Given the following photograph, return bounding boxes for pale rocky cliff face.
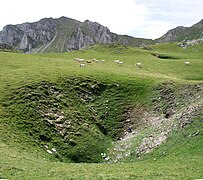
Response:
[65,20,114,50]
[83,20,113,43]
[19,34,33,51]
[66,26,95,50]
[0,25,24,46]
[0,18,56,52]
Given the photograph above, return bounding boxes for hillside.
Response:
[157,19,203,43]
[0,43,203,179]
[0,16,153,53]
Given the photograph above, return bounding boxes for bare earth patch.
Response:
[108,83,203,163]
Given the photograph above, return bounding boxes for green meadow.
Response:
[0,43,203,179]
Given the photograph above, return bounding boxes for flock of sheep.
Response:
[74,58,106,67]
[73,58,191,68]
[73,57,143,68]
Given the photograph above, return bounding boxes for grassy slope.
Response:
[0,43,203,179]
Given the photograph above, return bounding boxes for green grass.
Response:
[0,43,203,179]
[1,140,202,179]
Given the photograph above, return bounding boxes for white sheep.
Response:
[184,61,190,65]
[105,156,110,161]
[46,150,53,154]
[135,63,142,68]
[119,61,123,65]
[101,60,106,63]
[114,60,120,63]
[51,148,57,152]
[73,58,80,61]
[86,60,92,63]
[78,59,85,62]
[80,63,85,67]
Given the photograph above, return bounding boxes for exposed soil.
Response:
[108,82,203,163]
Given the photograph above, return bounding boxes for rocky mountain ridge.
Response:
[0,16,152,53]
[156,19,203,43]
[0,17,202,53]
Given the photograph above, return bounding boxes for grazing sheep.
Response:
[101,60,106,63]
[119,61,123,65]
[135,63,142,68]
[184,61,190,65]
[78,59,85,62]
[47,150,53,154]
[80,63,85,67]
[114,60,120,63]
[86,60,92,63]
[51,148,57,152]
[105,156,110,161]
[74,58,80,61]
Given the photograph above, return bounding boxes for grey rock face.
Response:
[17,18,56,44]
[20,34,33,51]
[66,20,113,50]
[83,20,113,43]
[66,27,94,50]
[0,25,24,46]
[0,18,56,52]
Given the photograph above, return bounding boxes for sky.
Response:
[0,0,203,39]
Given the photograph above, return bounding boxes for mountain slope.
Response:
[157,19,203,43]
[0,16,153,53]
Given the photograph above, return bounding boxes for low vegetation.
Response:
[0,43,202,179]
